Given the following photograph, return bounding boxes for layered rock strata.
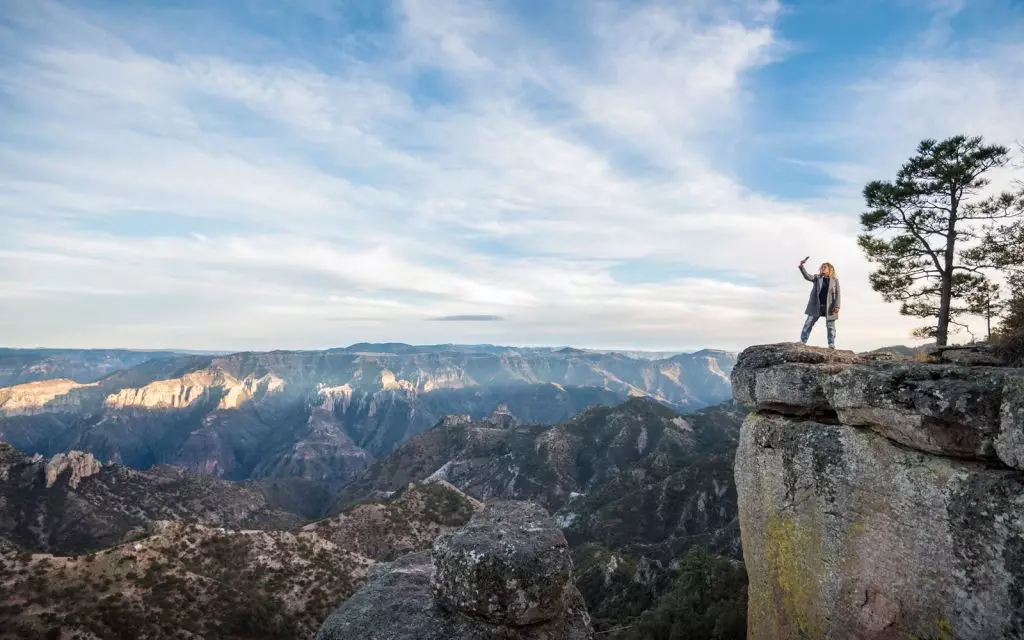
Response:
[732,343,1024,640]
[316,501,593,639]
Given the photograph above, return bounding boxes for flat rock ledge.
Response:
[732,342,1024,465]
[316,501,593,640]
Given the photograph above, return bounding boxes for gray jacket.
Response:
[800,265,840,320]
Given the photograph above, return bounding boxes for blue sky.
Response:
[1,0,1022,352]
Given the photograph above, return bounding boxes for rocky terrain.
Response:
[0,345,735,491]
[317,501,593,640]
[0,355,748,639]
[333,397,748,632]
[0,521,374,639]
[303,480,482,562]
[732,342,1024,640]
[0,441,301,555]
[0,475,485,639]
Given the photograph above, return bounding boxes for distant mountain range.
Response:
[0,344,736,492]
[0,344,726,386]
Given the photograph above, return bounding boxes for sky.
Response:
[1,0,1023,353]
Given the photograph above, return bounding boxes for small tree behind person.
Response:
[798,257,841,349]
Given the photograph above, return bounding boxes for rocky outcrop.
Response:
[485,403,519,428]
[0,378,97,416]
[44,450,102,488]
[0,440,302,554]
[733,342,1024,640]
[316,501,593,639]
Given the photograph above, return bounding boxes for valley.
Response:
[0,344,748,638]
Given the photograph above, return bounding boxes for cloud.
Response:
[430,315,505,322]
[0,0,1020,352]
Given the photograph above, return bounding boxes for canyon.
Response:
[0,345,735,501]
[0,391,747,638]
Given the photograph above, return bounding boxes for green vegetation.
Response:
[573,544,655,628]
[622,546,747,640]
[993,293,1024,365]
[909,618,955,640]
[419,482,476,526]
[979,205,1024,362]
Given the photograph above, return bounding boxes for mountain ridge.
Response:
[0,346,736,490]
[0,440,303,555]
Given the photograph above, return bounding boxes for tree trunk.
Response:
[937,269,952,346]
[987,299,992,340]
[937,194,959,346]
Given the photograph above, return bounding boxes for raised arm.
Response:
[798,263,814,282]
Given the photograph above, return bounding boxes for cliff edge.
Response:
[732,342,1024,640]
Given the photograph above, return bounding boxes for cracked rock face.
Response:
[431,501,573,626]
[732,343,1024,640]
[317,500,593,640]
[733,342,1022,468]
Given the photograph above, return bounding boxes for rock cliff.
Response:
[732,343,1024,640]
[316,501,593,640]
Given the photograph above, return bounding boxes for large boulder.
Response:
[316,501,593,640]
[731,343,864,416]
[432,501,574,626]
[45,450,103,488]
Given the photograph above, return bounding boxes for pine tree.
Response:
[858,135,1019,345]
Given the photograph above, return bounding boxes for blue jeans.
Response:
[801,315,836,347]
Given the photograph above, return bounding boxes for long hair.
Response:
[819,262,836,278]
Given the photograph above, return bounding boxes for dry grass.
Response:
[0,523,373,640]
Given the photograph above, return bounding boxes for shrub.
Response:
[993,294,1024,366]
[624,546,747,640]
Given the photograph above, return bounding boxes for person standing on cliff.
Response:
[798,257,840,349]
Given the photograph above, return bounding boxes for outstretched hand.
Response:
[799,256,809,266]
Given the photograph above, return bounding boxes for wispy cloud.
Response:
[430,315,505,322]
[0,0,1021,351]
